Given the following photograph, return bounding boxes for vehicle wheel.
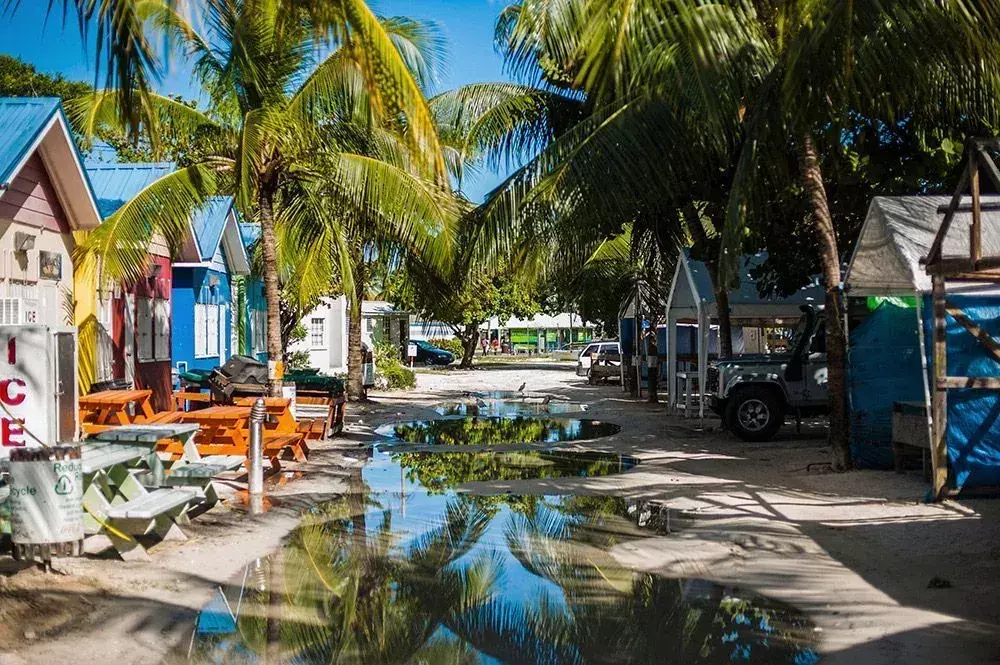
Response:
[424,358,434,367]
[724,387,784,442]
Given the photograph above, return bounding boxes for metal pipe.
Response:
[249,398,266,497]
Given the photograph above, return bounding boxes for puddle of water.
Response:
[435,400,588,417]
[183,448,819,664]
[376,416,621,446]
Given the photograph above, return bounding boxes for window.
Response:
[138,297,171,363]
[310,317,326,348]
[195,303,223,358]
[95,294,114,381]
[252,309,267,355]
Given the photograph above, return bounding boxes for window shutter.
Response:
[155,298,171,361]
[195,303,207,357]
[207,305,220,358]
[220,305,228,361]
[137,298,153,361]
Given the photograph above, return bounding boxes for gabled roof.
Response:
[669,249,823,320]
[846,195,1000,296]
[0,97,101,229]
[185,196,250,275]
[239,222,260,249]
[86,161,176,218]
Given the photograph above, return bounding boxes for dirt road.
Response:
[2,360,997,664]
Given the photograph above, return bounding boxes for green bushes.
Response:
[429,337,464,357]
[373,341,416,391]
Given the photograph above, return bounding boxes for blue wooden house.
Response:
[238,222,268,362]
[172,196,251,374]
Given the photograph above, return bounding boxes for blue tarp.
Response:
[924,295,1000,490]
[849,302,924,469]
[850,297,1000,487]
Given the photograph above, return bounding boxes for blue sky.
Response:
[0,0,512,201]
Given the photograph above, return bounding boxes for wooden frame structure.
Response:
[923,138,1000,498]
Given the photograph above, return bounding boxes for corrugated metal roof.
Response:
[85,161,177,218]
[239,222,260,249]
[191,196,234,261]
[0,97,60,184]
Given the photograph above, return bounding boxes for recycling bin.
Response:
[8,446,84,561]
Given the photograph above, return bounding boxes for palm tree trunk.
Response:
[798,131,851,471]
[258,183,284,398]
[459,322,478,369]
[347,289,365,401]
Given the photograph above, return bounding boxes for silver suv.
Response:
[708,306,828,441]
[576,341,621,377]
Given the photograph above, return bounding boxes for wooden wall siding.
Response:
[0,153,71,233]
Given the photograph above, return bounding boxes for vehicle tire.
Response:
[724,386,784,442]
[424,358,434,367]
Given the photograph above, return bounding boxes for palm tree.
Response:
[71,0,453,398]
[437,0,1000,469]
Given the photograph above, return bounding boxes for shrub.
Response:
[374,358,416,391]
[429,337,464,357]
[373,340,416,391]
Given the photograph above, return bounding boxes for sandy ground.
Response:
[2,359,999,664]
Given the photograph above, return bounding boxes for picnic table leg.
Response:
[108,530,152,562]
[152,504,190,542]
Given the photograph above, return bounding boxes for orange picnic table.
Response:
[174,403,307,467]
[177,405,252,456]
[79,389,156,433]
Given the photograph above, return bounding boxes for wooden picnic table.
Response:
[79,389,156,432]
[79,439,199,561]
[179,405,252,456]
[233,396,297,433]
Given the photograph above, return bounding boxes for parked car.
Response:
[413,339,455,366]
[576,341,621,377]
[708,305,828,441]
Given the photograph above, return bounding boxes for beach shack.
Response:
[85,162,200,411]
[0,98,101,326]
[846,182,1000,496]
[171,197,250,375]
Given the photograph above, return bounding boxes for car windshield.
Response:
[415,340,434,350]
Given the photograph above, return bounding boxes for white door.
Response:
[124,294,136,384]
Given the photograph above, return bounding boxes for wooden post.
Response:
[970,148,982,263]
[931,274,949,498]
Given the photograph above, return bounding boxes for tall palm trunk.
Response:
[346,263,367,401]
[258,181,284,397]
[798,131,851,471]
[684,205,733,358]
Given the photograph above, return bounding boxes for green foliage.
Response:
[0,55,92,103]
[429,337,464,356]
[373,340,416,391]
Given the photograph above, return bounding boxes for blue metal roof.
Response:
[85,162,177,218]
[191,196,234,261]
[239,223,261,249]
[0,97,61,184]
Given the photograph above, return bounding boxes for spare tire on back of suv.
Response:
[724,385,785,442]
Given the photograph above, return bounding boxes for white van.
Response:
[575,341,621,376]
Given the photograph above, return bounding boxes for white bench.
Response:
[106,488,197,520]
[166,455,245,504]
[84,470,200,561]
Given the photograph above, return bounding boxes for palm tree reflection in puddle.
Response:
[185,452,819,664]
[375,417,621,446]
